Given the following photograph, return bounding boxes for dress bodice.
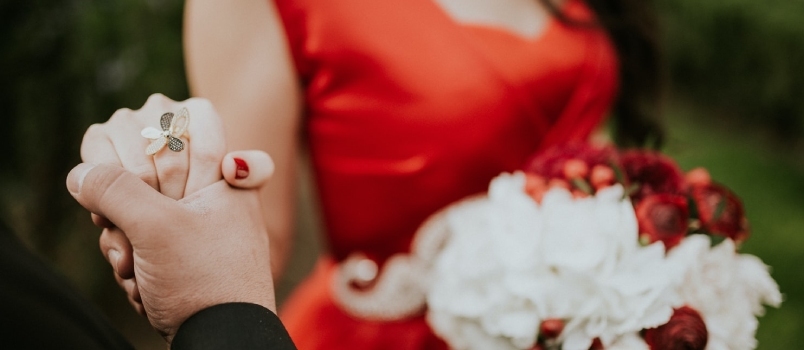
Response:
[274,0,619,348]
[276,0,618,264]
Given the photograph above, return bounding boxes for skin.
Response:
[67,160,276,344]
[184,0,302,278]
[81,96,274,313]
[434,0,554,39]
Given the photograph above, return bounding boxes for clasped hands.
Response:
[66,94,275,341]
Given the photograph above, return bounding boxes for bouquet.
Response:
[332,143,782,350]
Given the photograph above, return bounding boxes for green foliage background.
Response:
[659,0,804,142]
[1,0,802,348]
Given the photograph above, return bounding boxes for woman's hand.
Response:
[81,93,227,200]
[80,93,275,314]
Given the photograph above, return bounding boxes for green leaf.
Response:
[709,234,727,247]
[609,161,627,185]
[570,177,594,195]
[687,195,699,220]
[712,196,727,222]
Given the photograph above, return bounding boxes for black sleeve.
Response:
[0,222,133,350]
[172,303,298,350]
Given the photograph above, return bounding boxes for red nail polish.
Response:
[234,158,250,179]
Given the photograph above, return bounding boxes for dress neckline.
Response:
[421,0,574,44]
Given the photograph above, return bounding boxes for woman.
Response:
[91,0,662,348]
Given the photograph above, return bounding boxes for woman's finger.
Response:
[80,124,123,166]
[91,213,115,228]
[137,95,195,199]
[183,98,227,196]
[115,274,145,316]
[100,227,135,280]
[106,108,161,192]
[150,137,191,200]
[221,150,275,189]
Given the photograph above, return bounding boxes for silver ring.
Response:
[141,107,190,156]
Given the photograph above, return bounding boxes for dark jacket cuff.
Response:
[172,303,296,350]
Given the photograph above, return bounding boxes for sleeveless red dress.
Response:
[274,0,619,348]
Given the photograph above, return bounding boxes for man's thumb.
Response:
[67,163,174,232]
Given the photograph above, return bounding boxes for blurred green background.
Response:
[1,0,802,348]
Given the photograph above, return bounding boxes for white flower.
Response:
[607,332,649,350]
[668,235,783,350]
[426,172,683,350]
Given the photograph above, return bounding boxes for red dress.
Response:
[274,0,619,348]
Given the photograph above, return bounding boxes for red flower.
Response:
[620,151,685,202]
[635,194,689,250]
[526,143,617,181]
[644,306,708,350]
[539,319,564,339]
[588,338,604,350]
[689,183,750,242]
[590,165,616,190]
[525,174,548,203]
[685,168,711,187]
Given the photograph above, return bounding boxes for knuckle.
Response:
[186,98,220,119]
[80,124,109,160]
[84,123,106,137]
[91,167,130,208]
[193,145,225,166]
[130,165,158,189]
[109,108,133,122]
[99,228,127,252]
[186,97,213,109]
[157,158,188,179]
[147,93,169,103]
[144,93,175,110]
[98,230,112,252]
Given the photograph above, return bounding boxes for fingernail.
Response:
[108,249,121,271]
[67,163,96,195]
[234,157,249,180]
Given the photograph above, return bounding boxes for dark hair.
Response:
[539,0,664,148]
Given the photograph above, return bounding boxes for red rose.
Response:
[689,183,750,242]
[620,151,685,203]
[644,306,708,350]
[635,194,689,250]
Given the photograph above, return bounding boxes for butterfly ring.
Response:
[141,107,190,156]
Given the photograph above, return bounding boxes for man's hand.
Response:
[66,160,275,342]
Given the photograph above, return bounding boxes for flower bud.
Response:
[588,338,604,350]
[689,183,749,242]
[548,178,571,191]
[644,306,708,350]
[590,165,616,190]
[563,159,590,179]
[539,319,564,339]
[620,151,685,202]
[525,173,548,203]
[685,168,711,187]
[635,194,690,250]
